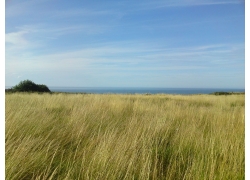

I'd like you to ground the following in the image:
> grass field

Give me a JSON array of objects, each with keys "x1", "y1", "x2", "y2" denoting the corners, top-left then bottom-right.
[{"x1": 5, "y1": 93, "x2": 245, "y2": 180}]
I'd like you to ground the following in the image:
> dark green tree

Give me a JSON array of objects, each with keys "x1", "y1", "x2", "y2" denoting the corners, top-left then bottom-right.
[
  {"x1": 11, "y1": 80, "x2": 51, "y2": 92},
  {"x1": 37, "y1": 84, "x2": 51, "y2": 92}
]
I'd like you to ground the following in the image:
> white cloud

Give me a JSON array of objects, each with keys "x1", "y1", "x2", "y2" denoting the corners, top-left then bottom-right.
[
  {"x1": 5, "y1": 40, "x2": 244, "y2": 88},
  {"x1": 5, "y1": 31, "x2": 29, "y2": 46},
  {"x1": 5, "y1": 40, "x2": 244, "y2": 76}
]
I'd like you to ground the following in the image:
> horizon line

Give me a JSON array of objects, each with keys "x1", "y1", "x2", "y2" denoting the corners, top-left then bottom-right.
[{"x1": 5, "y1": 86, "x2": 245, "y2": 90}]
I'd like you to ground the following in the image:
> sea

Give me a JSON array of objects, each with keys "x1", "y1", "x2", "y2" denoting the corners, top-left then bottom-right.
[{"x1": 45, "y1": 87, "x2": 245, "y2": 95}]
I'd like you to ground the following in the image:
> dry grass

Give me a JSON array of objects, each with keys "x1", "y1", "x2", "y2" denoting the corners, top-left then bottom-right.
[{"x1": 5, "y1": 93, "x2": 245, "y2": 180}]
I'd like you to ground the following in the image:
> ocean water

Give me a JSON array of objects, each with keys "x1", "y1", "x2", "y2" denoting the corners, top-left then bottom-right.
[{"x1": 48, "y1": 87, "x2": 245, "y2": 95}]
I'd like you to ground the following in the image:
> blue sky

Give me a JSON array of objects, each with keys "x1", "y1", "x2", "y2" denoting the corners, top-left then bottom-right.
[{"x1": 5, "y1": 0, "x2": 245, "y2": 88}]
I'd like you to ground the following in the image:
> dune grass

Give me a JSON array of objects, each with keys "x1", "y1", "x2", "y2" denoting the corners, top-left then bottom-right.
[{"x1": 5, "y1": 93, "x2": 244, "y2": 180}]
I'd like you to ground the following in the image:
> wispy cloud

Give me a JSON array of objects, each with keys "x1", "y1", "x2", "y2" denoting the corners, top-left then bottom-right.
[
  {"x1": 5, "y1": 22, "x2": 111, "y2": 53},
  {"x1": 5, "y1": 0, "x2": 244, "y2": 88},
  {"x1": 5, "y1": 40, "x2": 244, "y2": 74},
  {"x1": 50, "y1": 8, "x2": 123, "y2": 19},
  {"x1": 5, "y1": 40, "x2": 244, "y2": 88},
  {"x1": 135, "y1": 0, "x2": 242, "y2": 10},
  {"x1": 6, "y1": 0, "x2": 123, "y2": 22},
  {"x1": 120, "y1": 0, "x2": 245, "y2": 12},
  {"x1": 5, "y1": 31, "x2": 29, "y2": 46},
  {"x1": 6, "y1": 0, "x2": 242, "y2": 18}
]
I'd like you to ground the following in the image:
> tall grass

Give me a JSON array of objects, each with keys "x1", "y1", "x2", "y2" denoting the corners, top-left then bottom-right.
[{"x1": 5, "y1": 93, "x2": 244, "y2": 180}]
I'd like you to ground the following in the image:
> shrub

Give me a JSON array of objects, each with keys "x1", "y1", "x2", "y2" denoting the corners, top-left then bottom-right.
[
  {"x1": 37, "y1": 84, "x2": 51, "y2": 92},
  {"x1": 11, "y1": 80, "x2": 51, "y2": 93},
  {"x1": 212, "y1": 92, "x2": 231, "y2": 95}
]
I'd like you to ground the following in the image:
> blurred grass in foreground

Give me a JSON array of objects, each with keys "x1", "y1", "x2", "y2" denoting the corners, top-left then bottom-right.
[{"x1": 5, "y1": 93, "x2": 244, "y2": 180}]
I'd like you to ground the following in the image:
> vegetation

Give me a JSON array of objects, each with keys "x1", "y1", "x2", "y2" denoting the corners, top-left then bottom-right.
[
  {"x1": 211, "y1": 91, "x2": 245, "y2": 95},
  {"x1": 6, "y1": 80, "x2": 51, "y2": 93},
  {"x1": 5, "y1": 93, "x2": 244, "y2": 180}
]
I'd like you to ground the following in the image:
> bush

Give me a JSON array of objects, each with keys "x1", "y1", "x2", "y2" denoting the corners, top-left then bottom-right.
[
  {"x1": 211, "y1": 92, "x2": 231, "y2": 95},
  {"x1": 37, "y1": 84, "x2": 51, "y2": 92},
  {"x1": 10, "y1": 80, "x2": 51, "y2": 93}
]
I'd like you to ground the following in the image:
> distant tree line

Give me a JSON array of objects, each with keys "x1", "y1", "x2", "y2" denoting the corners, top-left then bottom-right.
[
  {"x1": 6, "y1": 80, "x2": 51, "y2": 93},
  {"x1": 211, "y1": 91, "x2": 245, "y2": 95}
]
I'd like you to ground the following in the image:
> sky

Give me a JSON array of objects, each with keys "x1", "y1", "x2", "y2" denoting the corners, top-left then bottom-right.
[{"x1": 5, "y1": 0, "x2": 245, "y2": 88}]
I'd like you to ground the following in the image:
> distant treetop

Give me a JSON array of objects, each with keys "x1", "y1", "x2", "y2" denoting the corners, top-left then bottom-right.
[{"x1": 9, "y1": 80, "x2": 51, "y2": 93}]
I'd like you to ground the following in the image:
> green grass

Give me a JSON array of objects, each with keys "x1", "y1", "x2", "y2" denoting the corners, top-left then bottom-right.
[{"x1": 5, "y1": 93, "x2": 245, "y2": 180}]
